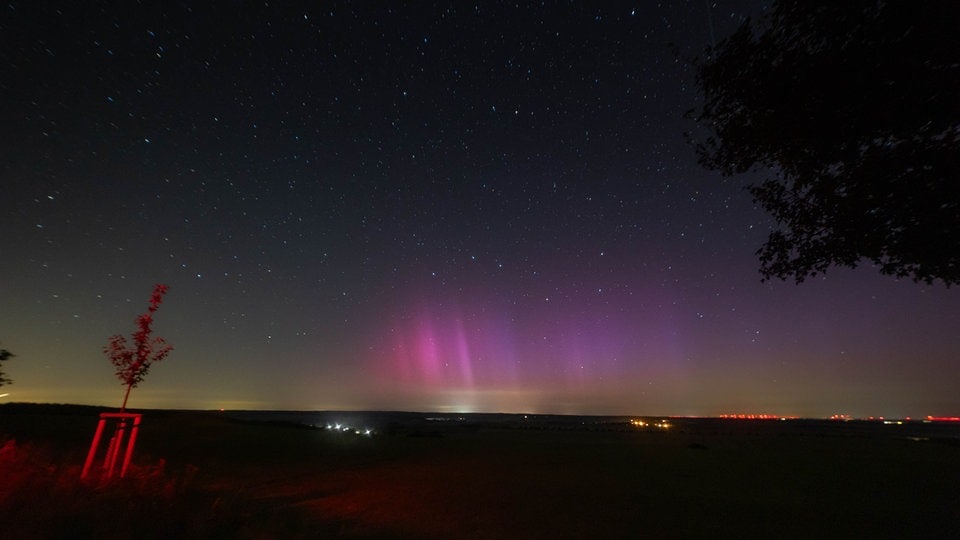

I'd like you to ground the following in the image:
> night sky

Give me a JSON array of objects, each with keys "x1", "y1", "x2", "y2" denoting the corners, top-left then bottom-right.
[{"x1": 2, "y1": 1, "x2": 957, "y2": 417}]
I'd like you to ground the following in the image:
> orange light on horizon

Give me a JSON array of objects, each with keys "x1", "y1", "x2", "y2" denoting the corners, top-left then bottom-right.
[{"x1": 629, "y1": 419, "x2": 670, "y2": 429}]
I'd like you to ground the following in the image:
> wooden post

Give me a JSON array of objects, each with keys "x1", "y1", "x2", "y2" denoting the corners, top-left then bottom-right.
[
  {"x1": 105, "y1": 419, "x2": 126, "y2": 478},
  {"x1": 81, "y1": 417, "x2": 107, "y2": 479},
  {"x1": 81, "y1": 412, "x2": 143, "y2": 480},
  {"x1": 120, "y1": 414, "x2": 141, "y2": 478}
]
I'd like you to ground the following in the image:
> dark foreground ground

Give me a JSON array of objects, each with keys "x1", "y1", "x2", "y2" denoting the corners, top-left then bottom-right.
[{"x1": 1, "y1": 403, "x2": 958, "y2": 539}]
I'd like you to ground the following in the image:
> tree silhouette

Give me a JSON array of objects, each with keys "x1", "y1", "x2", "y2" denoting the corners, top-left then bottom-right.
[
  {"x1": 691, "y1": 0, "x2": 959, "y2": 284},
  {"x1": 0, "y1": 347, "x2": 14, "y2": 387},
  {"x1": 104, "y1": 284, "x2": 173, "y2": 411}
]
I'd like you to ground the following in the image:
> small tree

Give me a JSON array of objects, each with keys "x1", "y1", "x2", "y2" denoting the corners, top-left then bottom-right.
[
  {"x1": 0, "y1": 347, "x2": 14, "y2": 387},
  {"x1": 104, "y1": 284, "x2": 173, "y2": 411}
]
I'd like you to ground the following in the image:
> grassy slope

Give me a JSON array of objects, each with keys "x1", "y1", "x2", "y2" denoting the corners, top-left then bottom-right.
[{"x1": 2, "y1": 404, "x2": 958, "y2": 539}]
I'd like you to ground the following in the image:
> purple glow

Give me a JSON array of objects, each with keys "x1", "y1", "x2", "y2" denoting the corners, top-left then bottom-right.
[{"x1": 1, "y1": 2, "x2": 957, "y2": 418}]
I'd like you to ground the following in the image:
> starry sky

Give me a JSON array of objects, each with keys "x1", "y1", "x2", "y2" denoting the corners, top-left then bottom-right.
[{"x1": 2, "y1": 1, "x2": 957, "y2": 417}]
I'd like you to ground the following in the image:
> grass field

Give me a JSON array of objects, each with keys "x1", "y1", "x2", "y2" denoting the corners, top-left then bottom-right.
[{"x1": 2, "y1": 403, "x2": 958, "y2": 538}]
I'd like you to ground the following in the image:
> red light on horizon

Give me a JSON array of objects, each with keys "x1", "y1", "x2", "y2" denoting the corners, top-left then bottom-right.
[{"x1": 719, "y1": 413, "x2": 792, "y2": 420}]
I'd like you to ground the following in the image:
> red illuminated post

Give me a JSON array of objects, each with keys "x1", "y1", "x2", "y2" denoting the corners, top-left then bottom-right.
[
  {"x1": 80, "y1": 412, "x2": 143, "y2": 480},
  {"x1": 81, "y1": 417, "x2": 107, "y2": 479},
  {"x1": 105, "y1": 419, "x2": 127, "y2": 477},
  {"x1": 120, "y1": 414, "x2": 141, "y2": 477}
]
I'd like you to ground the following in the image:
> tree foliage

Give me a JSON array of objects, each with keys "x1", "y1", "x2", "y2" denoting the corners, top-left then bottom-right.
[
  {"x1": 692, "y1": 0, "x2": 960, "y2": 284},
  {"x1": 0, "y1": 347, "x2": 14, "y2": 387},
  {"x1": 104, "y1": 284, "x2": 173, "y2": 410}
]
